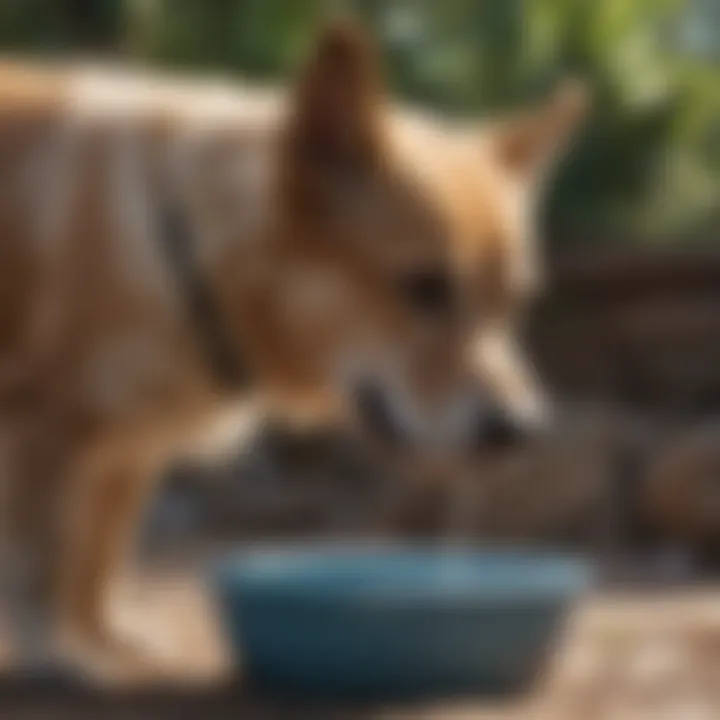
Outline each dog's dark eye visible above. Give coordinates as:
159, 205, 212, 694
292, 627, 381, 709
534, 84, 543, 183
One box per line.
399, 271, 454, 315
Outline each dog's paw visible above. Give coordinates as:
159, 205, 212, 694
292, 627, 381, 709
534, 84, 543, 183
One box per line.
56, 622, 183, 688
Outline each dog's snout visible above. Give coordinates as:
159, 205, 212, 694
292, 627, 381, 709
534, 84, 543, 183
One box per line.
354, 380, 404, 445
476, 409, 529, 451
353, 380, 544, 452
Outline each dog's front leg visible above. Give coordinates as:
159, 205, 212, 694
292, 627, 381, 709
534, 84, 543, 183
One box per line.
0, 420, 73, 673
56, 432, 168, 683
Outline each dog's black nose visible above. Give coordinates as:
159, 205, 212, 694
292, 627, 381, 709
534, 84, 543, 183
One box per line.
477, 409, 528, 451
354, 381, 404, 445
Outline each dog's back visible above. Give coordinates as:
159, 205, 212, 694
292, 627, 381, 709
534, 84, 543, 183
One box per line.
0, 61, 281, 416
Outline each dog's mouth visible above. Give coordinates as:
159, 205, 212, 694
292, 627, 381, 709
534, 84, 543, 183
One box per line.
352, 379, 542, 454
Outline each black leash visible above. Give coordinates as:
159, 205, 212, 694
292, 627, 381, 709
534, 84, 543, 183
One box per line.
156, 193, 247, 393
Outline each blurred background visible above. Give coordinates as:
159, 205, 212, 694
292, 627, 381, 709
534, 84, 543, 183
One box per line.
0, 0, 718, 247
0, 2, 719, 715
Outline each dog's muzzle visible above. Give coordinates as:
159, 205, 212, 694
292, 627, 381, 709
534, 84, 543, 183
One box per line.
353, 380, 542, 452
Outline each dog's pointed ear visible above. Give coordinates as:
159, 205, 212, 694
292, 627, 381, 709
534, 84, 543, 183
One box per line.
491, 79, 591, 179
287, 20, 383, 172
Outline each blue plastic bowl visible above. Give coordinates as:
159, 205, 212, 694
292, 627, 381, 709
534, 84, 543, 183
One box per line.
212, 544, 593, 700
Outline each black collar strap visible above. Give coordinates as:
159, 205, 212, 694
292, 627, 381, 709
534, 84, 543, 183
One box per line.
156, 192, 247, 392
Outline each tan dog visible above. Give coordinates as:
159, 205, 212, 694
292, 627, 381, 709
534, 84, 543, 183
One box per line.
0, 22, 588, 680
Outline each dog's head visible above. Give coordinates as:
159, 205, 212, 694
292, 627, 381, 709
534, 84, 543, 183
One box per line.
260, 22, 589, 452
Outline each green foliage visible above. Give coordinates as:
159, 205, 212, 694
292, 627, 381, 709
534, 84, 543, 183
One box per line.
0, 0, 717, 246
0, 0, 122, 52
125, 0, 324, 77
